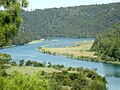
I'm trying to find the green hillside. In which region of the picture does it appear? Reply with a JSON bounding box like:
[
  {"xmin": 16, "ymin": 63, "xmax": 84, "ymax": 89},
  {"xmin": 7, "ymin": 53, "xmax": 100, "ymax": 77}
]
[
  {"xmin": 9, "ymin": 2, "xmax": 120, "ymax": 45},
  {"xmin": 91, "ymin": 22, "xmax": 120, "ymax": 62}
]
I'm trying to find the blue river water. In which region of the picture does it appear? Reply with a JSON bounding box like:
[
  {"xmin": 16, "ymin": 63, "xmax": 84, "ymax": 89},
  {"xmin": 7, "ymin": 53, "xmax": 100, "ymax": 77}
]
[{"xmin": 0, "ymin": 38, "xmax": 120, "ymax": 90}]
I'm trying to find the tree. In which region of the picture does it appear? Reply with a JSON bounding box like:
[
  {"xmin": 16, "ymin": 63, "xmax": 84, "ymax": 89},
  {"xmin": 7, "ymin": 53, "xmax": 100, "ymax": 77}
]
[
  {"xmin": 0, "ymin": 53, "xmax": 11, "ymax": 69},
  {"xmin": 19, "ymin": 59, "xmax": 24, "ymax": 66},
  {"xmin": 11, "ymin": 61, "xmax": 17, "ymax": 66},
  {"xmin": 25, "ymin": 60, "xmax": 32, "ymax": 66},
  {"xmin": 0, "ymin": 0, "xmax": 28, "ymax": 47},
  {"xmin": 91, "ymin": 22, "xmax": 120, "ymax": 62},
  {"xmin": 48, "ymin": 62, "xmax": 52, "ymax": 68}
]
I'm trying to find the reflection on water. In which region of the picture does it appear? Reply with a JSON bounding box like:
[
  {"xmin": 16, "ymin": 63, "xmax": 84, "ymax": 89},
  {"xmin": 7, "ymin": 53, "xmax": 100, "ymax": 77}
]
[
  {"xmin": 102, "ymin": 63, "xmax": 120, "ymax": 78},
  {"xmin": 106, "ymin": 72, "xmax": 120, "ymax": 78}
]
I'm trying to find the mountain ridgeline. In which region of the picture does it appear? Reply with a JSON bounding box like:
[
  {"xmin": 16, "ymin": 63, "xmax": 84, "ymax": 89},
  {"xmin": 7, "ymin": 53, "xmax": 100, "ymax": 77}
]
[{"xmin": 9, "ymin": 2, "xmax": 120, "ymax": 45}]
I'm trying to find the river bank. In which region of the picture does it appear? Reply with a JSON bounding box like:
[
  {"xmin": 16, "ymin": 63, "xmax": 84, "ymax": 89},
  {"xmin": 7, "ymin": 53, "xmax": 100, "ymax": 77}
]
[
  {"xmin": 0, "ymin": 38, "xmax": 119, "ymax": 90},
  {"xmin": 38, "ymin": 41, "xmax": 120, "ymax": 65},
  {"xmin": 0, "ymin": 39, "xmax": 45, "ymax": 50},
  {"xmin": 28, "ymin": 39, "xmax": 45, "ymax": 45},
  {"xmin": 4, "ymin": 64, "xmax": 106, "ymax": 90},
  {"xmin": 0, "ymin": 53, "xmax": 12, "ymax": 60}
]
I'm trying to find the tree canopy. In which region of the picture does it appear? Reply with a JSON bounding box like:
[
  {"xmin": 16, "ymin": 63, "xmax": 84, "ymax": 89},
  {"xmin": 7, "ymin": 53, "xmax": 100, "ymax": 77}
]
[
  {"xmin": 7, "ymin": 2, "xmax": 120, "ymax": 46},
  {"xmin": 21, "ymin": 2, "xmax": 120, "ymax": 38},
  {"xmin": 0, "ymin": 0, "xmax": 28, "ymax": 47},
  {"xmin": 91, "ymin": 22, "xmax": 120, "ymax": 62}
]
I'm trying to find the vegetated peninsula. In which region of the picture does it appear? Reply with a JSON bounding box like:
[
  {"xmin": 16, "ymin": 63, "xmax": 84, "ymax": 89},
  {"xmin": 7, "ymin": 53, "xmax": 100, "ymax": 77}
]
[
  {"xmin": 38, "ymin": 22, "xmax": 120, "ymax": 65},
  {"xmin": 91, "ymin": 22, "xmax": 120, "ymax": 64},
  {"xmin": 8, "ymin": 2, "xmax": 120, "ymax": 46},
  {"xmin": 38, "ymin": 41, "xmax": 97, "ymax": 60}
]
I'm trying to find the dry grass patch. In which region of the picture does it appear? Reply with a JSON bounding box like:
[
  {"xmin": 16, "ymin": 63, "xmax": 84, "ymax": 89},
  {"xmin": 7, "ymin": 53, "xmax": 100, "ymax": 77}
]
[
  {"xmin": 6, "ymin": 66, "xmax": 61, "ymax": 75},
  {"xmin": 38, "ymin": 41, "xmax": 97, "ymax": 59}
]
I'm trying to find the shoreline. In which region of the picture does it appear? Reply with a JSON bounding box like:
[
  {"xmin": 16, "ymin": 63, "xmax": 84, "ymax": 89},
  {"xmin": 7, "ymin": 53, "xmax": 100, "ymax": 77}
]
[
  {"xmin": 28, "ymin": 39, "xmax": 45, "ymax": 45},
  {"xmin": 38, "ymin": 41, "xmax": 120, "ymax": 66},
  {"xmin": 0, "ymin": 45, "xmax": 16, "ymax": 49},
  {"xmin": 0, "ymin": 39, "xmax": 45, "ymax": 49}
]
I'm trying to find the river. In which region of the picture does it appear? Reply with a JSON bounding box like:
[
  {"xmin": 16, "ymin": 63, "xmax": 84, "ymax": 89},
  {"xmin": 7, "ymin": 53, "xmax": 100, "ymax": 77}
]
[{"xmin": 0, "ymin": 38, "xmax": 120, "ymax": 90}]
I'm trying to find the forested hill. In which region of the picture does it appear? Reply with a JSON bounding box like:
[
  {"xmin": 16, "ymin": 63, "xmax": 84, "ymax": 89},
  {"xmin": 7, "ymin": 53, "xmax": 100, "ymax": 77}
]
[
  {"xmin": 91, "ymin": 22, "xmax": 120, "ymax": 62},
  {"xmin": 20, "ymin": 2, "xmax": 120, "ymax": 38},
  {"xmin": 8, "ymin": 2, "xmax": 120, "ymax": 45}
]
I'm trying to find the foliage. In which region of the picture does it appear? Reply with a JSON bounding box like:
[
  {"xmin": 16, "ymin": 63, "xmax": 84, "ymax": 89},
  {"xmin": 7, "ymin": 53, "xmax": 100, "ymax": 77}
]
[
  {"xmin": 0, "ymin": 53, "xmax": 11, "ymax": 69},
  {"xmin": 8, "ymin": 30, "xmax": 39, "ymax": 46},
  {"xmin": 32, "ymin": 61, "xmax": 46, "ymax": 67},
  {"xmin": 8, "ymin": 2, "xmax": 120, "ymax": 45},
  {"xmin": 48, "ymin": 62, "xmax": 52, "ymax": 68},
  {"xmin": 91, "ymin": 22, "xmax": 120, "ymax": 62},
  {"xmin": 25, "ymin": 60, "xmax": 46, "ymax": 67},
  {"xmin": 19, "ymin": 59, "xmax": 24, "ymax": 66},
  {"xmin": 52, "ymin": 64, "xmax": 64, "ymax": 70},
  {"xmin": 0, "ymin": 0, "xmax": 28, "ymax": 47},
  {"xmin": 2, "ymin": 60, "xmax": 107, "ymax": 90},
  {"xmin": 0, "ymin": 71, "xmax": 49, "ymax": 90},
  {"xmin": 0, "ymin": 69, "xmax": 7, "ymax": 77},
  {"xmin": 11, "ymin": 61, "xmax": 17, "ymax": 66},
  {"xmin": 25, "ymin": 60, "xmax": 32, "ymax": 66},
  {"xmin": 50, "ymin": 68, "xmax": 106, "ymax": 90}
]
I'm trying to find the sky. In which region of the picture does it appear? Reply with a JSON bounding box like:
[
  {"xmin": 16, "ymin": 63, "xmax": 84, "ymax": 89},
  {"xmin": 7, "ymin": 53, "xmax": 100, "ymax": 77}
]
[{"xmin": 27, "ymin": 0, "xmax": 120, "ymax": 10}]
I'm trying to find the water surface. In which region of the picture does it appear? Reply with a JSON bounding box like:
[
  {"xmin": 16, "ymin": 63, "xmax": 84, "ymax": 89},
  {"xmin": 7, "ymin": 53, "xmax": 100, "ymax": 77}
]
[{"xmin": 0, "ymin": 38, "xmax": 120, "ymax": 90}]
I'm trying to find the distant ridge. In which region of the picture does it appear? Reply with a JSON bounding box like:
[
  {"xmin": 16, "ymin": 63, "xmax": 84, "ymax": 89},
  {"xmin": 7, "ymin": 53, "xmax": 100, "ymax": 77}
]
[{"xmin": 9, "ymin": 2, "xmax": 120, "ymax": 45}]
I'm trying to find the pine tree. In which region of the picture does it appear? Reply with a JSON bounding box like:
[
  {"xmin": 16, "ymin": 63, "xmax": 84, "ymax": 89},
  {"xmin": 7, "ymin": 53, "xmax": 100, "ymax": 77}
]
[{"xmin": 0, "ymin": 0, "xmax": 28, "ymax": 47}]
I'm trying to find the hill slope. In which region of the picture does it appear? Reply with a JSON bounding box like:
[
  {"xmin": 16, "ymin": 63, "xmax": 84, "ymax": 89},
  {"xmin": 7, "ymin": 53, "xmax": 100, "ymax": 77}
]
[
  {"xmin": 21, "ymin": 2, "xmax": 120, "ymax": 37},
  {"xmin": 9, "ymin": 2, "xmax": 120, "ymax": 45},
  {"xmin": 91, "ymin": 22, "xmax": 120, "ymax": 62}
]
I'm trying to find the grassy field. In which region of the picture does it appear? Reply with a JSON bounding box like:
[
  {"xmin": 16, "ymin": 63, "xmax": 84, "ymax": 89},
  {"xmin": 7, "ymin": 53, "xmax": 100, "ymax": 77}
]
[
  {"xmin": 6, "ymin": 66, "xmax": 79, "ymax": 75},
  {"xmin": 38, "ymin": 41, "xmax": 120, "ymax": 65},
  {"xmin": 38, "ymin": 41, "xmax": 97, "ymax": 60},
  {"xmin": 6, "ymin": 66, "xmax": 62, "ymax": 75}
]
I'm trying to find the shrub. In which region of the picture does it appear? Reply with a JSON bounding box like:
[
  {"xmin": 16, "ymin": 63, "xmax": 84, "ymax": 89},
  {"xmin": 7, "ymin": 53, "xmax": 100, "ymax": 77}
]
[{"xmin": 0, "ymin": 71, "xmax": 49, "ymax": 90}]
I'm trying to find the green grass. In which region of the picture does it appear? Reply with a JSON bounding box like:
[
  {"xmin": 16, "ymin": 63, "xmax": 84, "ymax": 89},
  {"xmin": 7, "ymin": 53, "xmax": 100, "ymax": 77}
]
[{"xmin": 6, "ymin": 66, "xmax": 61, "ymax": 75}]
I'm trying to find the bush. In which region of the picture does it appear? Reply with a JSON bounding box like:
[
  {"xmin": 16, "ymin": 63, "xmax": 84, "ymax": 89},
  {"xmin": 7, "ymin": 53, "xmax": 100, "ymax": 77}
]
[
  {"xmin": 11, "ymin": 61, "xmax": 17, "ymax": 66},
  {"xmin": 25, "ymin": 60, "xmax": 32, "ymax": 66},
  {"xmin": 25, "ymin": 60, "xmax": 46, "ymax": 67},
  {"xmin": 19, "ymin": 59, "xmax": 24, "ymax": 66},
  {"xmin": 0, "ymin": 69, "xmax": 7, "ymax": 77},
  {"xmin": 68, "ymin": 66, "xmax": 72, "ymax": 71},
  {"xmin": 0, "ymin": 71, "xmax": 49, "ymax": 90}
]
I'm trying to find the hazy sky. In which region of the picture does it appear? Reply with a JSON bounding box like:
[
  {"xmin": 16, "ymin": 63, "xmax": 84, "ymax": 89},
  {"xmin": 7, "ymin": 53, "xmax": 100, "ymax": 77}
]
[{"xmin": 27, "ymin": 0, "xmax": 120, "ymax": 10}]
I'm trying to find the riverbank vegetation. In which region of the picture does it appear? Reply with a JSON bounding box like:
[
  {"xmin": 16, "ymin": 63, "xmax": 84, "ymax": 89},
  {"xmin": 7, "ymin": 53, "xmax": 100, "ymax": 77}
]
[
  {"xmin": 1, "ymin": 0, "xmax": 119, "ymax": 89},
  {"xmin": 7, "ymin": 30, "xmax": 44, "ymax": 46},
  {"xmin": 0, "ymin": 53, "xmax": 107, "ymax": 90},
  {"xmin": 38, "ymin": 39, "xmax": 120, "ymax": 65},
  {"xmin": 28, "ymin": 39, "xmax": 44, "ymax": 44},
  {"xmin": 0, "ymin": 53, "xmax": 11, "ymax": 69},
  {"xmin": 38, "ymin": 41, "xmax": 99, "ymax": 61},
  {"xmin": 3, "ymin": 60, "xmax": 106, "ymax": 90},
  {"xmin": 91, "ymin": 22, "xmax": 120, "ymax": 64}
]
